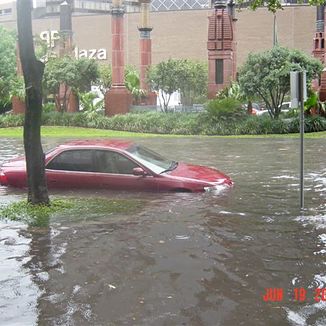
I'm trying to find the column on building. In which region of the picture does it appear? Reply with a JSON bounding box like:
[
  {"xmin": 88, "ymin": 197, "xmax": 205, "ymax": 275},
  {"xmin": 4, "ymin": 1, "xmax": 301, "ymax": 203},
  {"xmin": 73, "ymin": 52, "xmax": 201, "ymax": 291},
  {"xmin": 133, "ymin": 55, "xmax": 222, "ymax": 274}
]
[
  {"xmin": 137, "ymin": 0, "xmax": 156, "ymax": 105},
  {"xmin": 312, "ymin": 4, "xmax": 326, "ymax": 103},
  {"xmin": 56, "ymin": 0, "xmax": 79, "ymax": 112},
  {"xmin": 313, "ymin": 5, "xmax": 325, "ymax": 63},
  {"xmin": 105, "ymin": 0, "xmax": 132, "ymax": 116},
  {"xmin": 207, "ymin": 0, "xmax": 237, "ymax": 99}
]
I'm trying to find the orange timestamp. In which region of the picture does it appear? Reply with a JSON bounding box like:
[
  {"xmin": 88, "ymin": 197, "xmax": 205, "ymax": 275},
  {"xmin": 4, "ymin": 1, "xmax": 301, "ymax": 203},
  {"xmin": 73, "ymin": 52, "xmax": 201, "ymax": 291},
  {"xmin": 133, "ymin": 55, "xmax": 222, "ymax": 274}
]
[{"xmin": 262, "ymin": 287, "xmax": 326, "ymax": 302}]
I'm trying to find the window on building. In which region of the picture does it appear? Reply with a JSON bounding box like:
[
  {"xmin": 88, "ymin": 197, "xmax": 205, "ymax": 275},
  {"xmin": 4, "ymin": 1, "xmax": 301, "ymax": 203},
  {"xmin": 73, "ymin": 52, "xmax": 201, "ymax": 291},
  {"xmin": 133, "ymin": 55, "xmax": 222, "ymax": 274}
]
[
  {"xmin": 215, "ymin": 59, "xmax": 223, "ymax": 85},
  {"xmin": 0, "ymin": 8, "xmax": 12, "ymax": 16}
]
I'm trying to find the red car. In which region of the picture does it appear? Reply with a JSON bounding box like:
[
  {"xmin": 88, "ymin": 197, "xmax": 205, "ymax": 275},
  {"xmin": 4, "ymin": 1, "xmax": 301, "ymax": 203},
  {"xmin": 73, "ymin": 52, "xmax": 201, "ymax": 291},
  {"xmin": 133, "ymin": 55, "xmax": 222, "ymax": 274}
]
[{"xmin": 0, "ymin": 140, "xmax": 233, "ymax": 192}]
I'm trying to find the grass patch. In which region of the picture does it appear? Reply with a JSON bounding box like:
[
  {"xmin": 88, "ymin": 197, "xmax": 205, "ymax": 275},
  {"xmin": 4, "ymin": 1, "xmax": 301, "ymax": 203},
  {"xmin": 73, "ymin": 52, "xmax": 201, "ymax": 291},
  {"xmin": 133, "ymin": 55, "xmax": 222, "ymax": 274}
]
[
  {"xmin": 0, "ymin": 198, "xmax": 145, "ymax": 227},
  {"xmin": 0, "ymin": 199, "xmax": 72, "ymax": 227},
  {"xmin": 0, "ymin": 126, "xmax": 325, "ymax": 139},
  {"xmin": 0, "ymin": 126, "xmax": 182, "ymax": 139}
]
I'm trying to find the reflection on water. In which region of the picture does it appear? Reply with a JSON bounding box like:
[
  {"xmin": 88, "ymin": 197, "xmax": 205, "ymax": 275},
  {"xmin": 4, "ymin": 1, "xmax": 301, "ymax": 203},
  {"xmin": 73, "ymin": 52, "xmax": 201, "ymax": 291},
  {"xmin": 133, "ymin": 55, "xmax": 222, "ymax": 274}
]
[
  {"xmin": 0, "ymin": 137, "xmax": 325, "ymax": 325},
  {"xmin": 0, "ymin": 221, "xmax": 40, "ymax": 325}
]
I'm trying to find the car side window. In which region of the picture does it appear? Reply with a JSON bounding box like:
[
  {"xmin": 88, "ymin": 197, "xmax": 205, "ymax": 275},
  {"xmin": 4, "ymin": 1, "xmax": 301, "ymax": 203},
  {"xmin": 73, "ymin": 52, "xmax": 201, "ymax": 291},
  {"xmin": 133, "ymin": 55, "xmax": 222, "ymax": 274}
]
[
  {"xmin": 46, "ymin": 150, "xmax": 95, "ymax": 172},
  {"xmin": 95, "ymin": 150, "xmax": 138, "ymax": 175}
]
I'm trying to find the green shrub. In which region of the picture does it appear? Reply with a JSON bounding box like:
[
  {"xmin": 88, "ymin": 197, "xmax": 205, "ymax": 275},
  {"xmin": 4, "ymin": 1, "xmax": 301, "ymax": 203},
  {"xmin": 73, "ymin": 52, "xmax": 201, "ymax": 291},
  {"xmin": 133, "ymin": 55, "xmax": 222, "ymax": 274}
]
[
  {"xmin": 0, "ymin": 113, "xmax": 24, "ymax": 127},
  {"xmin": 287, "ymin": 116, "xmax": 326, "ymax": 133},
  {"xmin": 237, "ymin": 117, "xmax": 262, "ymax": 135},
  {"xmin": 43, "ymin": 102, "xmax": 56, "ymax": 113},
  {"xmin": 1, "ymin": 110, "xmax": 326, "ymax": 135},
  {"xmin": 305, "ymin": 116, "xmax": 326, "ymax": 132},
  {"xmin": 205, "ymin": 98, "xmax": 245, "ymax": 122}
]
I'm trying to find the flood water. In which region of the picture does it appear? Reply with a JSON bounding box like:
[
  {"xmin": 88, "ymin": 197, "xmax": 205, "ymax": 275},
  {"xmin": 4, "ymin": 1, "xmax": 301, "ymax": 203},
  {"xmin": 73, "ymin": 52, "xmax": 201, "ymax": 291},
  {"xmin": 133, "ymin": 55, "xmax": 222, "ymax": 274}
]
[{"xmin": 0, "ymin": 137, "xmax": 325, "ymax": 326}]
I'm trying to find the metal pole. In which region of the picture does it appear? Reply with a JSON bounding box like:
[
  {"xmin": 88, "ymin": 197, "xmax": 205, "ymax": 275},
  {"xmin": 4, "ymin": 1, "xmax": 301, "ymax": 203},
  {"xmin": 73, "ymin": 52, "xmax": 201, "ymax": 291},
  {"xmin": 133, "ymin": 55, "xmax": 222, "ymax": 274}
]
[{"xmin": 299, "ymin": 71, "xmax": 304, "ymax": 210}]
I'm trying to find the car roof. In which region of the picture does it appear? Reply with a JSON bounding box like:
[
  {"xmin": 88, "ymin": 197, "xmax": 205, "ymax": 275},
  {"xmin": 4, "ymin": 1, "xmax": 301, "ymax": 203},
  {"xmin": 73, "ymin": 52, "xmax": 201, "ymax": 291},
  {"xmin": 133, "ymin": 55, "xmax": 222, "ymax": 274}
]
[{"xmin": 58, "ymin": 139, "xmax": 135, "ymax": 151}]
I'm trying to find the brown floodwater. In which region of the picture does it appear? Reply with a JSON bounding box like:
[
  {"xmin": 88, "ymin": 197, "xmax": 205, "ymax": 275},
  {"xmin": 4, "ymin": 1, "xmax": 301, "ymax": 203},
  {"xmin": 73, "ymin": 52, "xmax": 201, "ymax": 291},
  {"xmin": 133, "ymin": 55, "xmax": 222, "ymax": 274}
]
[{"xmin": 0, "ymin": 137, "xmax": 325, "ymax": 326}]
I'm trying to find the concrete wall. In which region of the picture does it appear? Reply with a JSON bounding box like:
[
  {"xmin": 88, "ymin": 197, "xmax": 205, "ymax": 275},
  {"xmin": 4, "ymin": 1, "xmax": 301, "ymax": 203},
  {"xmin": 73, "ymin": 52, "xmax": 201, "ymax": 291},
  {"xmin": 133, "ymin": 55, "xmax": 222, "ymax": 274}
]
[
  {"xmin": 0, "ymin": 6, "xmax": 316, "ymax": 69},
  {"xmin": 0, "ymin": 1, "xmax": 16, "ymax": 23}
]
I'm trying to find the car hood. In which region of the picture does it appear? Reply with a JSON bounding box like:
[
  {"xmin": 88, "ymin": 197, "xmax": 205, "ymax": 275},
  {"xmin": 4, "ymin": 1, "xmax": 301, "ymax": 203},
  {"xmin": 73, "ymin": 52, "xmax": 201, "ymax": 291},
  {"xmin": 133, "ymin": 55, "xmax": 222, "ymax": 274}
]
[{"xmin": 166, "ymin": 162, "xmax": 232, "ymax": 185}]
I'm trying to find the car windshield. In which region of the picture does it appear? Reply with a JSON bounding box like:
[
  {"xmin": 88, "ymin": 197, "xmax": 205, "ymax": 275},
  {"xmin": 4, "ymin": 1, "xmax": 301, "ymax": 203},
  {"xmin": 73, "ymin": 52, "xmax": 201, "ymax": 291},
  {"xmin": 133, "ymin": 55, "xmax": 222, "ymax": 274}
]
[{"xmin": 126, "ymin": 145, "xmax": 174, "ymax": 174}]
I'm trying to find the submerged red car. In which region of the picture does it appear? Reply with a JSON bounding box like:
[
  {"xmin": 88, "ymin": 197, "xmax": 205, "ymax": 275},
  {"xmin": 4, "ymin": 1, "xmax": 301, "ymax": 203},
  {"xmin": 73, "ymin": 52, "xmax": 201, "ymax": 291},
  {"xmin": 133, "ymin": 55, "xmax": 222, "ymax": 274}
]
[{"xmin": 0, "ymin": 140, "xmax": 233, "ymax": 192}]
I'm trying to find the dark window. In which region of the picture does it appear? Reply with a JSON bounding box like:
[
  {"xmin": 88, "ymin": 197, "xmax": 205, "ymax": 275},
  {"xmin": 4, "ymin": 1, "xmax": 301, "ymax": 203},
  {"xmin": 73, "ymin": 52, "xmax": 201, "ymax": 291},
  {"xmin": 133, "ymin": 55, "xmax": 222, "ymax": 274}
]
[
  {"xmin": 215, "ymin": 59, "xmax": 223, "ymax": 85},
  {"xmin": 315, "ymin": 39, "xmax": 319, "ymax": 49},
  {"xmin": 0, "ymin": 8, "xmax": 12, "ymax": 16},
  {"xmin": 46, "ymin": 150, "xmax": 95, "ymax": 172},
  {"xmin": 95, "ymin": 150, "xmax": 138, "ymax": 175}
]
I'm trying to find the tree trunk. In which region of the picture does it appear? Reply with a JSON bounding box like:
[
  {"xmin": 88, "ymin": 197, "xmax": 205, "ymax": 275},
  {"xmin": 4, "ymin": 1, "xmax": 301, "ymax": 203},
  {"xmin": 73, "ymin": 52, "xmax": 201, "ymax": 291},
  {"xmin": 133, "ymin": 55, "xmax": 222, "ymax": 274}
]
[
  {"xmin": 17, "ymin": 0, "xmax": 49, "ymax": 205},
  {"xmin": 247, "ymin": 100, "xmax": 253, "ymax": 115}
]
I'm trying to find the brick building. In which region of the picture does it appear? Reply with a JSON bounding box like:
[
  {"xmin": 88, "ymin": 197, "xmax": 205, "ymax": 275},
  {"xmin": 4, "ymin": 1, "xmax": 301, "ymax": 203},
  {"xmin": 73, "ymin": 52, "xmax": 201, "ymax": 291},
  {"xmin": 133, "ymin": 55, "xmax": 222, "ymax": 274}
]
[{"xmin": 0, "ymin": 1, "xmax": 316, "ymax": 70}]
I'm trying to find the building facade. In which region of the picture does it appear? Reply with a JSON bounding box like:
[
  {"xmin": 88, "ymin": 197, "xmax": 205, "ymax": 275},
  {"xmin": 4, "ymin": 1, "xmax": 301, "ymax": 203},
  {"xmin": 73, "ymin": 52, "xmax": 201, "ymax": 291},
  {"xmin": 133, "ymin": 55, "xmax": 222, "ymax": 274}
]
[{"xmin": 0, "ymin": 1, "xmax": 316, "ymax": 71}]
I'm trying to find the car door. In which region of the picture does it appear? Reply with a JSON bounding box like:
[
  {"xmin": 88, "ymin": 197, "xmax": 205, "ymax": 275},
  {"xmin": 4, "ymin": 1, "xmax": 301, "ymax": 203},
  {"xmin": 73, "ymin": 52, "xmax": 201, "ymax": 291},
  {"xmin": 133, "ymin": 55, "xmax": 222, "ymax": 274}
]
[
  {"xmin": 94, "ymin": 150, "xmax": 158, "ymax": 191},
  {"xmin": 46, "ymin": 149, "xmax": 98, "ymax": 188}
]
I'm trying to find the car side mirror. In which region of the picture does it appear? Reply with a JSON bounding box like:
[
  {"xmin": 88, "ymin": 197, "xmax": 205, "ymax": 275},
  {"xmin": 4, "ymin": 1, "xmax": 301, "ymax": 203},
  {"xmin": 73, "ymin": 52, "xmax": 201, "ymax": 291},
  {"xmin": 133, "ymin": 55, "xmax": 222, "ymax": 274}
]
[{"xmin": 133, "ymin": 167, "xmax": 148, "ymax": 176}]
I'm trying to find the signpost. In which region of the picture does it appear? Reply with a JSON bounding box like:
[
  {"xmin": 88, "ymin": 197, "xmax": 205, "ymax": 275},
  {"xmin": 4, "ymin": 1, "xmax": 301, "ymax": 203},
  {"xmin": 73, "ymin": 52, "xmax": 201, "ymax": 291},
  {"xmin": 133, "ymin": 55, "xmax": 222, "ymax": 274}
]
[{"xmin": 290, "ymin": 71, "xmax": 307, "ymax": 210}]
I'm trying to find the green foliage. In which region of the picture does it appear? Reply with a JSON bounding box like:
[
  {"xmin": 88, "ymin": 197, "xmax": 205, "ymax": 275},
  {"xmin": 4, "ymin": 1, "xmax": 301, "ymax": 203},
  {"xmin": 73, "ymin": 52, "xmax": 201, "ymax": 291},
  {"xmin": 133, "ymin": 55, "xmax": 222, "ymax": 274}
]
[
  {"xmin": 0, "ymin": 113, "xmax": 24, "ymax": 127},
  {"xmin": 238, "ymin": 46, "xmax": 323, "ymax": 119},
  {"xmin": 9, "ymin": 76, "xmax": 25, "ymax": 101},
  {"xmin": 79, "ymin": 92, "xmax": 103, "ymax": 110},
  {"xmin": 33, "ymin": 35, "xmax": 53, "ymax": 62},
  {"xmin": 303, "ymin": 115, "xmax": 326, "ymax": 132},
  {"xmin": 206, "ymin": 98, "xmax": 245, "ymax": 122},
  {"xmin": 0, "ymin": 199, "xmax": 72, "ymax": 227},
  {"xmin": 237, "ymin": 0, "xmax": 325, "ymax": 13},
  {"xmin": 124, "ymin": 65, "xmax": 146, "ymax": 100},
  {"xmin": 0, "ymin": 26, "xmax": 16, "ymax": 112},
  {"xmin": 147, "ymin": 59, "xmax": 179, "ymax": 111},
  {"xmin": 43, "ymin": 102, "xmax": 56, "ymax": 113},
  {"xmin": 79, "ymin": 91, "xmax": 104, "ymax": 120},
  {"xmin": 43, "ymin": 56, "xmax": 99, "ymax": 101},
  {"xmin": 305, "ymin": 92, "xmax": 318, "ymax": 109},
  {"xmin": 97, "ymin": 64, "xmax": 112, "ymax": 95},
  {"xmin": 75, "ymin": 58, "xmax": 99, "ymax": 92},
  {"xmin": 177, "ymin": 60, "xmax": 208, "ymax": 106},
  {"xmin": 147, "ymin": 59, "xmax": 207, "ymax": 111},
  {"xmin": 304, "ymin": 89, "xmax": 320, "ymax": 115},
  {"xmin": 216, "ymin": 82, "xmax": 246, "ymax": 102},
  {"xmin": 0, "ymin": 198, "xmax": 144, "ymax": 226},
  {"xmin": 1, "ymin": 109, "xmax": 325, "ymax": 136}
]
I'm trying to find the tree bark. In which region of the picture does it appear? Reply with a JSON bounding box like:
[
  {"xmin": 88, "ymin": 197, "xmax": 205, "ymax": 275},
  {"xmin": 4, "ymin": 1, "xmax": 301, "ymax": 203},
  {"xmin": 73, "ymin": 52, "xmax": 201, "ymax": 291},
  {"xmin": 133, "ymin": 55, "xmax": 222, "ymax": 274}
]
[
  {"xmin": 17, "ymin": 0, "xmax": 49, "ymax": 205},
  {"xmin": 247, "ymin": 99, "xmax": 252, "ymax": 115}
]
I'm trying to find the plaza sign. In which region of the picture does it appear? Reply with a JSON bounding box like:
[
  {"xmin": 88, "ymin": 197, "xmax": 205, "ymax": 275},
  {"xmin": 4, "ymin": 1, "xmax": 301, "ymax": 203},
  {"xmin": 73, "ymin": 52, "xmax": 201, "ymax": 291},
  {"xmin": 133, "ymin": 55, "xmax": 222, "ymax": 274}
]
[{"xmin": 39, "ymin": 30, "xmax": 107, "ymax": 60}]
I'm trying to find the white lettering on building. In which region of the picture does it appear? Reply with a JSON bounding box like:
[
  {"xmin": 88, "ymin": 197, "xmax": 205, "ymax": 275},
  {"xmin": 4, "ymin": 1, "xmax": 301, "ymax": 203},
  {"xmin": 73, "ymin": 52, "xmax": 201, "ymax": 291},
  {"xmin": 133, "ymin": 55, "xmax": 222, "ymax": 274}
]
[
  {"xmin": 40, "ymin": 30, "xmax": 60, "ymax": 48},
  {"xmin": 39, "ymin": 30, "xmax": 107, "ymax": 61}
]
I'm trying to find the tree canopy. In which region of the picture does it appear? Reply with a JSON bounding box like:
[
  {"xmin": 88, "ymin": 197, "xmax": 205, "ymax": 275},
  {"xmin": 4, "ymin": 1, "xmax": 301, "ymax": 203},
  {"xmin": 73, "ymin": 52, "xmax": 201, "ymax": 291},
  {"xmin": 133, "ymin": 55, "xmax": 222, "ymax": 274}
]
[
  {"xmin": 238, "ymin": 46, "xmax": 323, "ymax": 119},
  {"xmin": 237, "ymin": 0, "xmax": 326, "ymax": 13},
  {"xmin": 43, "ymin": 56, "xmax": 99, "ymax": 99},
  {"xmin": 147, "ymin": 59, "xmax": 207, "ymax": 111}
]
